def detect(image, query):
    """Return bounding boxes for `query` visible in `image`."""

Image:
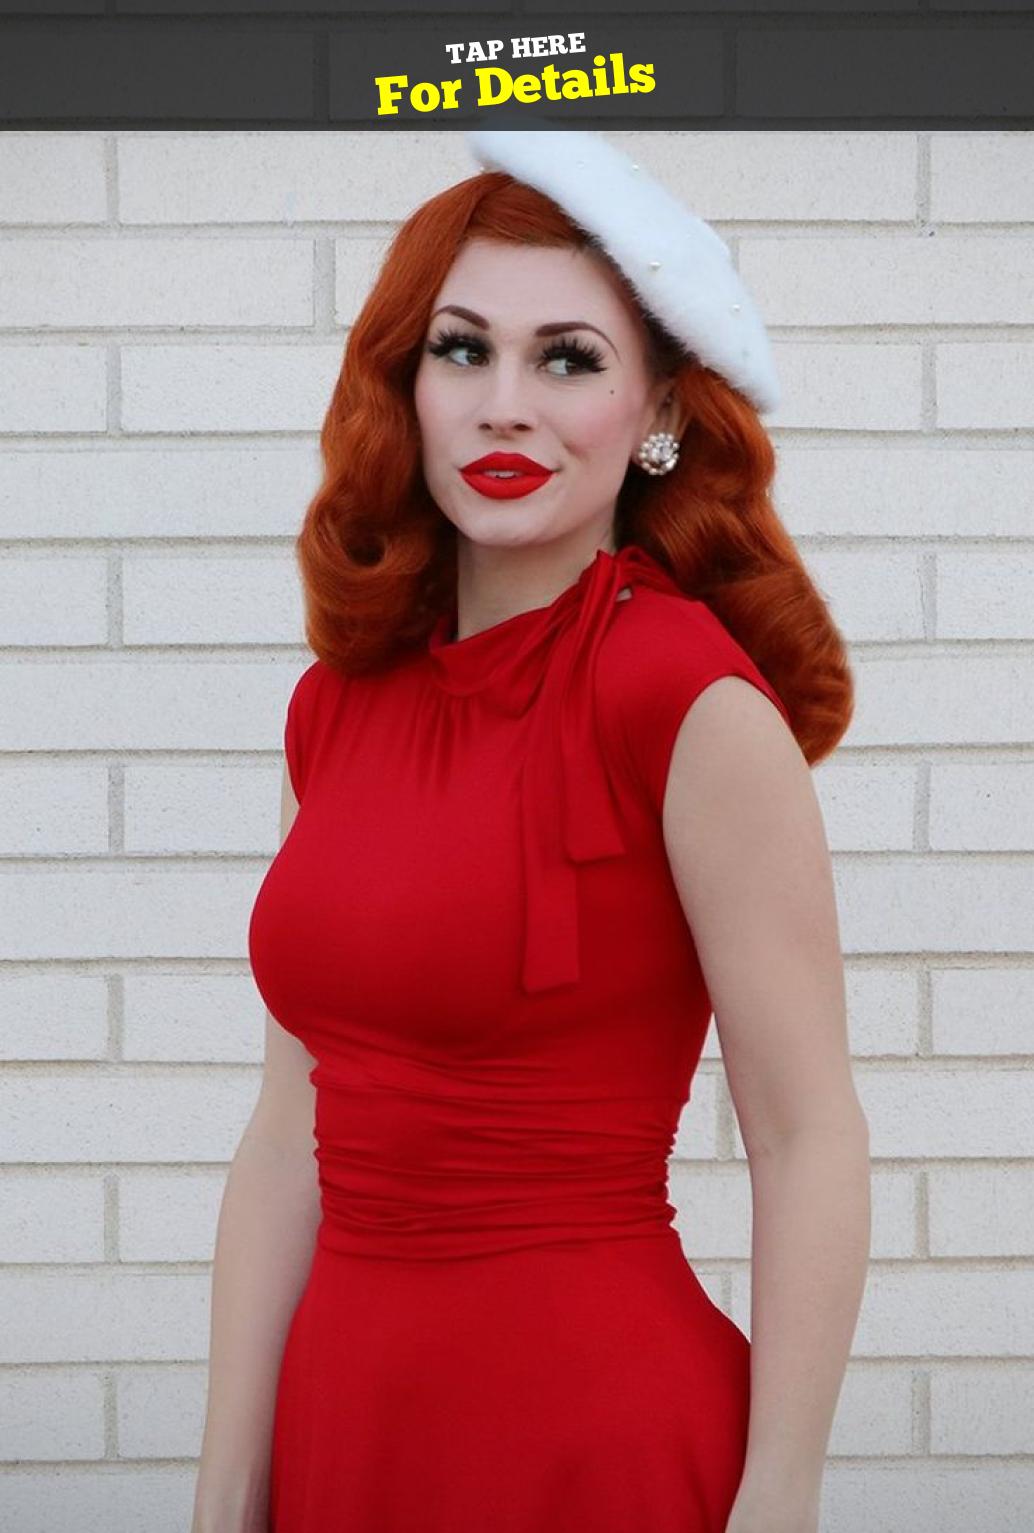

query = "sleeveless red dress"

[247,540,792,1533]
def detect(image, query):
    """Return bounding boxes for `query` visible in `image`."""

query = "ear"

[639,377,688,445]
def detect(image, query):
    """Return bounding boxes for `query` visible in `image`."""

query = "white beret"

[464,129,779,416]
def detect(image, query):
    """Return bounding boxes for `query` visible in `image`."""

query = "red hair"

[297,170,853,767]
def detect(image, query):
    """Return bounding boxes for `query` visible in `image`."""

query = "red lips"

[459,451,556,501]
[461,452,553,474]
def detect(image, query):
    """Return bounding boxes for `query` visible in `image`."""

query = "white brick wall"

[1,130,1032,1532]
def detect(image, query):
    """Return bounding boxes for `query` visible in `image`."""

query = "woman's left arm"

[662,677,871,1533]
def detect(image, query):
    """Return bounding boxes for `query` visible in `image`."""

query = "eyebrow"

[430,304,618,358]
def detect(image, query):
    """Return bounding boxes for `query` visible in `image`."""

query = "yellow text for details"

[374,54,655,117]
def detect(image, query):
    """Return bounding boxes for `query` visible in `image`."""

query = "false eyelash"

[426,326,607,375]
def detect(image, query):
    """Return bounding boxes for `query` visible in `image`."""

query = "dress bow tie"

[428,541,685,994]
[514,543,683,994]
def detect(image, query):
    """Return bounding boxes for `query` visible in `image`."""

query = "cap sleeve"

[283,659,326,804]
[600,592,793,817]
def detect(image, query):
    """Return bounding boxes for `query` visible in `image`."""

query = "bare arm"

[662,678,871,1533]
[191,765,323,1533]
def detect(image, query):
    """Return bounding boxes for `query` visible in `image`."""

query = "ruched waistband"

[309,1060,684,1262]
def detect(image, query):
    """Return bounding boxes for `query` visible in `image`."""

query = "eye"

[540,336,607,377]
[425,328,607,377]
[426,328,489,367]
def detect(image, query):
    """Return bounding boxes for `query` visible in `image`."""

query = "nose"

[477,356,536,434]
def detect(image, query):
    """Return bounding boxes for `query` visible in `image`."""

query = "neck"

[452,533,620,644]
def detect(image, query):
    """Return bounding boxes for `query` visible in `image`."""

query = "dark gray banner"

[0,4,1031,127]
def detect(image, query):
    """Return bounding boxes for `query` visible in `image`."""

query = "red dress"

[247,541,792,1533]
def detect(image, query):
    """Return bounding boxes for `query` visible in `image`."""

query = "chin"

[451,509,554,544]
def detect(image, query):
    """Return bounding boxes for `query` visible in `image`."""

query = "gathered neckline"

[426,543,663,710]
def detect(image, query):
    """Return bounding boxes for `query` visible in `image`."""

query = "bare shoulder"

[662,671,812,901]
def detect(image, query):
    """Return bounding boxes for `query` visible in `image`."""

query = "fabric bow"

[514,543,683,993]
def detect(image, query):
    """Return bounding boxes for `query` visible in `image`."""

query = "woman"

[192,131,870,1533]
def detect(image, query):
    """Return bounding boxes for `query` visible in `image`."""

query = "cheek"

[566,393,642,461]
[413,369,434,427]
[413,381,451,463]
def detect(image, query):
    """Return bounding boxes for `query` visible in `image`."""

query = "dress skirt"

[268,1230,751,1532]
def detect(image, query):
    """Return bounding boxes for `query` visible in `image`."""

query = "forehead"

[430,237,642,337]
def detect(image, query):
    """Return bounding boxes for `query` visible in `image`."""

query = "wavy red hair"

[297,169,853,767]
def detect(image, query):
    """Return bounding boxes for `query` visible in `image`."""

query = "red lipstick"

[459,451,556,501]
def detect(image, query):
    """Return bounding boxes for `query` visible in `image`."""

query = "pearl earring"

[634,430,680,476]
